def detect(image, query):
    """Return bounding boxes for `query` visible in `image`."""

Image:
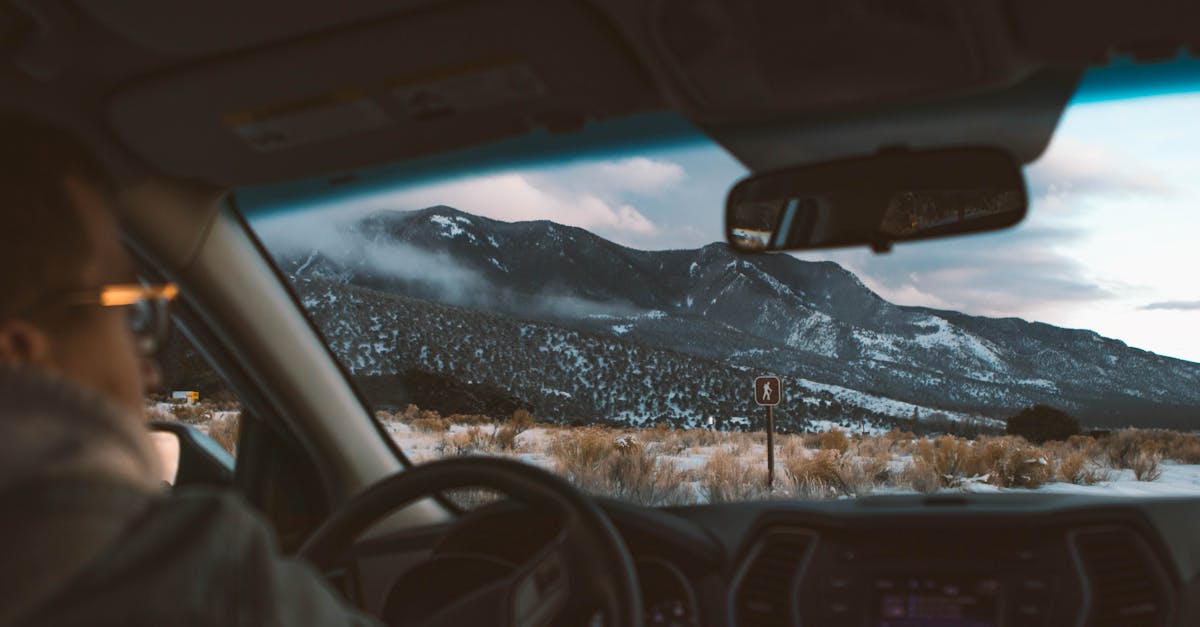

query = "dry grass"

[1132,450,1164,481]
[144,405,175,423]
[411,416,451,433]
[446,413,493,426]
[927,435,974,486]
[1163,434,1200,464]
[783,449,847,498]
[170,402,213,424]
[421,418,1190,499]
[702,449,768,503]
[174,400,1194,503]
[209,415,240,455]
[1102,429,1200,467]
[815,429,851,453]
[900,459,942,493]
[546,428,694,506]
[990,443,1052,488]
[491,426,519,451]
[510,408,535,434]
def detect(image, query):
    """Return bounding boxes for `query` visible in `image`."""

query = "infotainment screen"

[872,577,1001,627]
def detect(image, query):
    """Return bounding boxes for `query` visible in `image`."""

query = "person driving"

[0,113,383,627]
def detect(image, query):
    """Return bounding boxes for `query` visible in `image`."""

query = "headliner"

[1,1,1197,189]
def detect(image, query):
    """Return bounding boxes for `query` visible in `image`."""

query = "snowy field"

[379,414,1200,506]
[154,400,1200,506]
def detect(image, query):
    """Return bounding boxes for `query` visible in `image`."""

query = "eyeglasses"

[53,283,179,355]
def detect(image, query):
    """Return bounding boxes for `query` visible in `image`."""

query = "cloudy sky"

[250,88,1200,363]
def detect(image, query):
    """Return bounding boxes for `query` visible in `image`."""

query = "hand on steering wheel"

[299,457,643,627]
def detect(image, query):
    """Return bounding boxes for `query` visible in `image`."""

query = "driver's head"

[0,113,159,415]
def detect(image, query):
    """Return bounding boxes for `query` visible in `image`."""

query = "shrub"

[702,449,768,503]
[990,445,1051,489]
[1050,450,1110,485]
[411,416,450,433]
[614,434,642,454]
[915,438,935,464]
[446,413,492,426]
[436,427,483,456]
[144,405,174,423]
[930,435,973,486]
[659,428,722,452]
[171,403,211,424]
[837,452,891,496]
[548,428,614,477]
[964,437,1011,478]
[491,426,519,451]
[1005,405,1080,444]
[779,435,807,461]
[547,428,693,506]
[1104,430,1145,469]
[1055,451,1086,484]
[1163,433,1200,464]
[1131,450,1163,482]
[816,429,850,453]
[510,408,535,434]
[900,459,941,493]
[784,450,848,498]
[603,446,694,507]
[209,414,240,455]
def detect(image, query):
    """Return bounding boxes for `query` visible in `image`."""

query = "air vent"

[1073,528,1169,627]
[733,530,815,627]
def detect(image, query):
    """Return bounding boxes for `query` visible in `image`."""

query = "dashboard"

[345,494,1200,627]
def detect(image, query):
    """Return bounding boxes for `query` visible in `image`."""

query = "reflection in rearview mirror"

[878,189,1024,238]
[725,147,1027,253]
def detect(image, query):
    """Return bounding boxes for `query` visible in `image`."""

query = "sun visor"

[1009,2,1200,64]
[649,0,1033,122]
[105,1,660,187]
[75,0,453,56]
[702,68,1081,173]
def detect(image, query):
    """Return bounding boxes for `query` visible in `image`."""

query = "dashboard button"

[828,577,851,590]
[1021,577,1050,592]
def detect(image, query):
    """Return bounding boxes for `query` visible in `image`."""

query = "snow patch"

[430,214,477,242]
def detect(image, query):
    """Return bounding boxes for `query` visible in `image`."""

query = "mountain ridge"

[265,206,1200,428]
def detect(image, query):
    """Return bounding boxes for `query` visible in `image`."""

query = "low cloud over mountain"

[270,206,1200,429]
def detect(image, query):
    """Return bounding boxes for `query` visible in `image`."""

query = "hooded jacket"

[0,366,382,627]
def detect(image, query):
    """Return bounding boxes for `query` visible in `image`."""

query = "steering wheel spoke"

[298,457,641,627]
[510,535,572,627]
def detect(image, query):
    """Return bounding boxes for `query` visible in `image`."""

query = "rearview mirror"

[725,147,1027,253]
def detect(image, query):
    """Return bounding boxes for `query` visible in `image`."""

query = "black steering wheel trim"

[299,456,643,627]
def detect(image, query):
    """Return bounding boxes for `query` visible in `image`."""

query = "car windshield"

[235,73,1200,506]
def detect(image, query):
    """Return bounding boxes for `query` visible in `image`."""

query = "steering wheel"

[299,457,643,627]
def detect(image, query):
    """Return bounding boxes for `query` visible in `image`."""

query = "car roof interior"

[3,1,1198,192]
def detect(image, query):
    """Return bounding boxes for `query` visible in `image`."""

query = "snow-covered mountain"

[270,206,1200,429]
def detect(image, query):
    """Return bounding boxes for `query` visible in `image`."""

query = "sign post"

[754,376,782,489]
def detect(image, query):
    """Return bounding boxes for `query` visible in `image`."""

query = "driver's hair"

[0,112,116,326]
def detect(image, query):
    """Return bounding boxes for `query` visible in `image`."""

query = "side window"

[148,332,241,460]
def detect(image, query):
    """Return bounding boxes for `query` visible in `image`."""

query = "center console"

[802,524,1084,627]
[732,516,1171,627]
